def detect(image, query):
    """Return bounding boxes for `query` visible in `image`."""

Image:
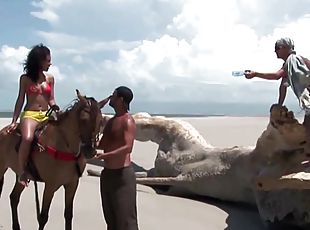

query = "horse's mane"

[49,96,98,125]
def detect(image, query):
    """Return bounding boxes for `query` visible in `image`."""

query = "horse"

[0,90,102,230]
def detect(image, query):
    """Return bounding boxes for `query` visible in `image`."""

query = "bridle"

[76,97,101,158]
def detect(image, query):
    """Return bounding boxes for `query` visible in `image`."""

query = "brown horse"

[0,90,102,230]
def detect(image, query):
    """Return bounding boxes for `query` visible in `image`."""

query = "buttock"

[20,110,48,123]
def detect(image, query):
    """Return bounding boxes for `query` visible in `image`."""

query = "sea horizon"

[0,111,301,119]
[0,101,303,118]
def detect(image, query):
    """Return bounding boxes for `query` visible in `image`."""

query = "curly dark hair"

[23,44,50,83]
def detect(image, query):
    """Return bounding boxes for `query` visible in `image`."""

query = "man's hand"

[244,70,256,79]
[93,149,105,160]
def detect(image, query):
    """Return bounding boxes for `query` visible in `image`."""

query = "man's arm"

[95,117,136,160]
[98,96,111,109]
[278,77,288,105]
[303,57,310,69]
[245,69,285,80]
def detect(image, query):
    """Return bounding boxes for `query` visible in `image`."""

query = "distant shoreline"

[0,112,226,119]
[0,112,303,118]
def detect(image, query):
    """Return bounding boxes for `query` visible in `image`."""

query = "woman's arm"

[12,75,26,123]
[47,74,59,110]
[5,75,27,133]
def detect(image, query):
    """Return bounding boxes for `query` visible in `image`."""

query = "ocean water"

[0,112,13,118]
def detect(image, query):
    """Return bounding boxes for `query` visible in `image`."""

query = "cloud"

[30,0,72,23]
[0,45,29,82]
[31,0,184,40]
[2,0,310,112]
[37,31,141,55]
[30,8,59,23]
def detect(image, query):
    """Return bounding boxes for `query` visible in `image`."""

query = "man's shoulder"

[109,113,134,123]
[120,113,136,128]
[126,113,135,121]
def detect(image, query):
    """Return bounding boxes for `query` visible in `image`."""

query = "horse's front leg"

[10,175,26,230]
[38,184,60,230]
[0,166,8,198]
[64,180,79,230]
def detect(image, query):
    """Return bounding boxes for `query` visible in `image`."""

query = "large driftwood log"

[90,105,310,228]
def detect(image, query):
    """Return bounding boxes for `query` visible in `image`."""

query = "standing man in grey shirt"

[245,37,310,132]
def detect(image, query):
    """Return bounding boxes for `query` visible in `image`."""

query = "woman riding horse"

[5,44,59,187]
[0,90,102,230]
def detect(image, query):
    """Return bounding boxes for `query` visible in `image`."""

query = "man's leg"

[100,170,116,230]
[113,166,139,230]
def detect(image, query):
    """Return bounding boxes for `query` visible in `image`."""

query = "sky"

[1,0,310,115]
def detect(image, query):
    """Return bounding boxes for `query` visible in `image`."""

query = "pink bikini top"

[26,82,52,97]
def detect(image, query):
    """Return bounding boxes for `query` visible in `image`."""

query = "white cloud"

[31,9,59,23]
[31,0,72,23]
[37,31,141,55]
[0,45,29,81]
[2,0,310,112]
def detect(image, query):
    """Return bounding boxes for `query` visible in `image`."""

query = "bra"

[26,81,52,97]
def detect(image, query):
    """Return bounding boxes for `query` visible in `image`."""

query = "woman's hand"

[6,122,17,133]
[51,104,60,112]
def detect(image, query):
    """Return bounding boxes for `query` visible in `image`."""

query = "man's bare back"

[96,113,136,169]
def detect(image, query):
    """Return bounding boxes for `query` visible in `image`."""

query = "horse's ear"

[76,89,87,104]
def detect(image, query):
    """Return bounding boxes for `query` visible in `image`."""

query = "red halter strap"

[37,140,78,161]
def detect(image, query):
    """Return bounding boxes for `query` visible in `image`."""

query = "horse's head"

[75,89,102,159]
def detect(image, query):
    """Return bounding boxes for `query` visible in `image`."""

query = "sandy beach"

[0,116,268,230]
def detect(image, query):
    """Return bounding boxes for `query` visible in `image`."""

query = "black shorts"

[100,165,139,230]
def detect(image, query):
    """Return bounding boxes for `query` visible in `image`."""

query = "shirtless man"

[95,86,138,230]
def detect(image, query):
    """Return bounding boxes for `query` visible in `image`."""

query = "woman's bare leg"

[18,118,39,186]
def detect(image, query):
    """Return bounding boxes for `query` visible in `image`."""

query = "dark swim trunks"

[100,165,139,230]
